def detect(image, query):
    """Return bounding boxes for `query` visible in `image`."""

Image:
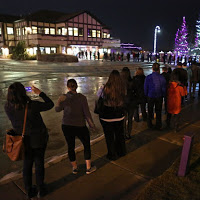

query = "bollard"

[178,132,195,177]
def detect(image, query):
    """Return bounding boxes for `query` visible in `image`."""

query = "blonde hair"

[135,67,144,76]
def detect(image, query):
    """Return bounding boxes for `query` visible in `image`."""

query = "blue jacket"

[144,72,166,98]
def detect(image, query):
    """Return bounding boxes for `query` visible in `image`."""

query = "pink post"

[178,132,195,177]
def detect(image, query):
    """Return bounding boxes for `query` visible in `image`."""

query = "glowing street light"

[153,26,161,54]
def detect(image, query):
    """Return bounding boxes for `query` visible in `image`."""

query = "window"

[97,30,101,38]
[78,28,83,36]
[45,47,50,54]
[51,47,56,53]
[74,28,78,36]
[58,28,61,35]
[0,27,1,35]
[7,27,14,35]
[62,28,67,35]
[92,30,96,37]
[103,32,107,38]
[88,29,92,37]
[107,34,110,38]
[44,28,49,34]
[50,28,55,35]
[38,27,44,34]
[16,28,21,36]
[22,27,25,35]
[68,27,73,36]
[32,26,37,34]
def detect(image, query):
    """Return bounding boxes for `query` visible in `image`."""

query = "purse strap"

[22,104,28,137]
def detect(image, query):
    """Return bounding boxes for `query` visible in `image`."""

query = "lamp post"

[153,26,160,54]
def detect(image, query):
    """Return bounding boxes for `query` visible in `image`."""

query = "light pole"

[153,26,161,54]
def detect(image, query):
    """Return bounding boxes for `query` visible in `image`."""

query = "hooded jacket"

[167,82,185,114]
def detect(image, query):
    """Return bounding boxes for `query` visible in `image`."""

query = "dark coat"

[4,92,54,148]
[132,75,146,103]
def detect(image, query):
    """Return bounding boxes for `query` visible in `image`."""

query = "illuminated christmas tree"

[174,16,189,56]
[195,15,200,47]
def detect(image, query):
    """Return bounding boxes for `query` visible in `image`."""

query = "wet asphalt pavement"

[0,59,162,179]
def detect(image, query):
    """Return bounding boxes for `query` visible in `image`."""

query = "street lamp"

[153,26,161,54]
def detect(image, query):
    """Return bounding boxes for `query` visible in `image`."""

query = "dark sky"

[1,0,200,51]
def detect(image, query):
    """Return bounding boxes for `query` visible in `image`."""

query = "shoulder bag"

[3,104,28,161]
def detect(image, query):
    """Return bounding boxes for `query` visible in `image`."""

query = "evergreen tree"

[195,15,200,47]
[174,16,189,56]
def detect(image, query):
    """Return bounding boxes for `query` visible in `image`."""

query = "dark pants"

[166,113,181,129]
[147,97,163,128]
[124,103,136,135]
[62,125,91,162]
[23,144,46,192]
[134,101,147,121]
[100,119,126,160]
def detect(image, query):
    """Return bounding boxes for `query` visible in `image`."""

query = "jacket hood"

[170,82,179,88]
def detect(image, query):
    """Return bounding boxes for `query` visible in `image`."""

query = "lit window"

[62,28,67,35]
[68,27,73,36]
[103,32,107,38]
[50,28,55,35]
[58,28,61,35]
[88,29,92,37]
[16,28,21,36]
[51,47,56,53]
[38,27,44,34]
[44,28,49,34]
[92,30,96,37]
[74,28,78,36]
[22,27,25,35]
[78,28,83,36]
[32,26,37,34]
[0,28,1,35]
[45,47,50,54]
[97,30,101,38]
[7,27,14,35]
[107,34,110,38]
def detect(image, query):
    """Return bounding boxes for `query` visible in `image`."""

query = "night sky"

[1,0,200,51]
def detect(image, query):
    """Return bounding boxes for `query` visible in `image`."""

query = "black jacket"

[132,75,146,103]
[4,92,54,148]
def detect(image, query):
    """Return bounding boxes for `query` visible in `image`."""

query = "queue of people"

[4,61,200,199]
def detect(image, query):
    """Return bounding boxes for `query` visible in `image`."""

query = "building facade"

[0,10,112,57]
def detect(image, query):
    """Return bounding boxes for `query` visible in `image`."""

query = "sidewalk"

[1,97,200,200]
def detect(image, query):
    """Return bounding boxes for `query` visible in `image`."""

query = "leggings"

[62,125,91,162]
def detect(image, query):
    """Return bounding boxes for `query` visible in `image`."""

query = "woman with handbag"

[98,70,126,160]
[55,79,96,175]
[4,82,54,199]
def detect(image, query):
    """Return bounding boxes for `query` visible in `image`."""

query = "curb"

[0,134,104,186]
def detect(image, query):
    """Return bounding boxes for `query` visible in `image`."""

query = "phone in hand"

[25,87,32,92]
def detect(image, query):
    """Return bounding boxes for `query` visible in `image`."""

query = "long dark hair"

[104,70,125,107]
[7,82,30,110]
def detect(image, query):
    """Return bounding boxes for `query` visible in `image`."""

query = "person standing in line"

[55,79,96,175]
[97,51,100,60]
[90,51,92,60]
[98,70,126,160]
[85,51,88,60]
[121,52,124,61]
[188,61,199,98]
[161,66,171,113]
[4,83,54,199]
[133,67,147,122]
[166,73,185,132]
[144,63,166,130]
[127,53,130,62]
[172,62,188,102]
[121,67,136,139]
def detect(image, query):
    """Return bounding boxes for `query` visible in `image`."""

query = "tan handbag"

[3,104,28,161]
